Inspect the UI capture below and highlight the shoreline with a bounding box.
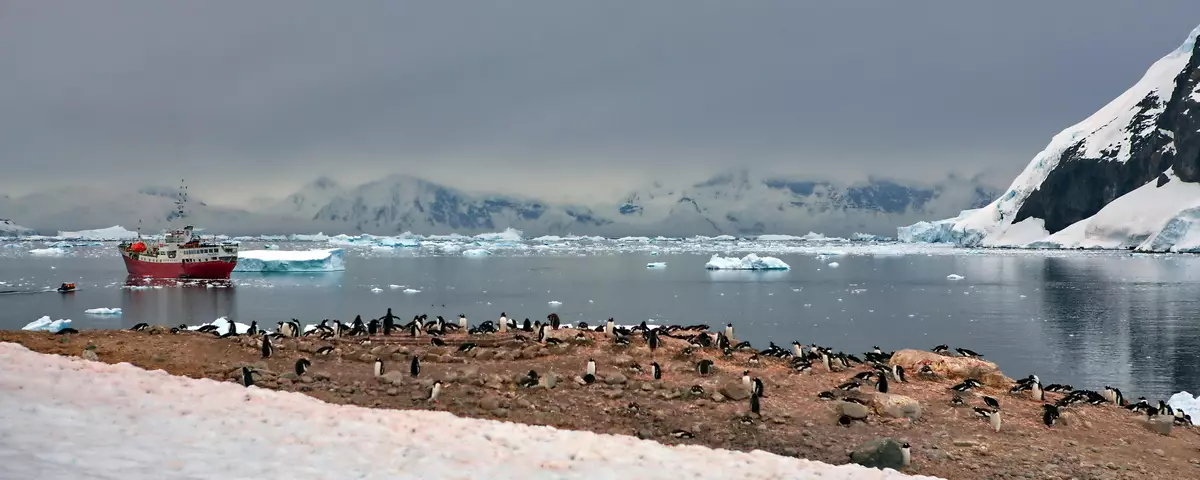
[2,327,1198,479]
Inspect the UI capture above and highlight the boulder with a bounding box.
[719,383,752,401]
[81,348,100,362]
[479,395,503,410]
[840,401,871,419]
[380,372,407,385]
[605,373,628,385]
[611,355,636,367]
[1142,418,1173,436]
[869,393,922,420]
[889,349,1011,387]
[849,438,907,470]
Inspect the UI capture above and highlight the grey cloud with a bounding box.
[3,0,1200,206]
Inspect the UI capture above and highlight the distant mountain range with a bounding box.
[0,171,999,237]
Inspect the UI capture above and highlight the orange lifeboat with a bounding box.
[129,241,147,253]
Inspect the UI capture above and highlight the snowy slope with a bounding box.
[0,343,932,480]
[258,175,347,218]
[900,23,1200,251]
[0,218,33,236]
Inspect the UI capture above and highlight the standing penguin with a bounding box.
[697,359,714,375]
[752,377,765,398]
[901,443,911,468]
[750,392,761,415]
[260,335,273,359]
[537,324,548,343]
[428,381,443,403]
[876,372,889,393]
[989,409,1002,432]
[295,358,311,376]
[892,364,906,383]
[241,367,254,387]
[411,356,421,377]
[458,314,468,329]
[605,318,615,336]
[374,359,385,377]
[368,319,379,335]
[381,309,398,336]
[648,330,660,352]
[499,312,509,333]
[548,313,561,330]
[651,361,662,380]
[725,323,734,340]
[586,359,596,377]
[742,371,752,390]
[247,321,259,336]
[1031,381,1045,401]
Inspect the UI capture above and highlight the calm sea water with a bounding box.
[2,243,1199,400]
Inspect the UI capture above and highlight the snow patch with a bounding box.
[187,317,252,336]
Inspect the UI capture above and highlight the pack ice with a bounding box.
[0,342,934,480]
[233,248,346,272]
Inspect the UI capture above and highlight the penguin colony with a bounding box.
[124,314,1195,463]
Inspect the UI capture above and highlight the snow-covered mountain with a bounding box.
[609,170,998,237]
[901,23,1200,252]
[259,176,347,218]
[0,218,33,236]
[309,175,612,235]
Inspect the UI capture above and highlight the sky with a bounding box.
[3,1,1200,207]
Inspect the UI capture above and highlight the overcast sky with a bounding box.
[3,1,1200,206]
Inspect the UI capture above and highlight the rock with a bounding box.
[148,325,170,335]
[278,377,293,386]
[611,355,636,367]
[574,376,587,386]
[710,393,724,403]
[390,353,408,362]
[889,349,1011,387]
[869,393,922,420]
[605,373,628,385]
[520,346,541,359]
[428,347,450,356]
[1142,418,1173,436]
[369,346,387,356]
[458,365,480,378]
[605,390,624,399]
[380,372,407,385]
[81,349,100,362]
[358,354,375,363]
[840,401,871,419]
[952,439,980,447]
[479,395,503,410]
[1151,448,1165,457]
[849,438,907,470]
[300,376,314,384]
[640,383,654,391]
[516,398,534,409]
[280,372,299,381]
[540,374,557,389]
[719,382,752,401]
[386,388,399,396]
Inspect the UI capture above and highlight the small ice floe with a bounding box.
[22,316,72,332]
[828,262,839,268]
[389,284,403,289]
[371,287,383,293]
[946,274,965,280]
[548,300,562,306]
[646,262,667,268]
[84,307,122,316]
[403,288,420,294]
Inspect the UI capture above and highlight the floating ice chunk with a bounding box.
[548,300,562,306]
[646,262,667,268]
[234,248,345,272]
[370,287,383,293]
[84,307,122,316]
[462,248,491,257]
[389,284,403,289]
[403,288,420,294]
[704,254,790,270]
[1168,391,1200,417]
[946,274,965,280]
[22,316,72,332]
[263,244,279,250]
[473,228,523,242]
[29,248,68,257]
[55,225,138,241]
[828,262,839,268]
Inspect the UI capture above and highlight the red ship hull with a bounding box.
[122,255,237,279]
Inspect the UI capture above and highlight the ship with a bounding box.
[116,180,239,279]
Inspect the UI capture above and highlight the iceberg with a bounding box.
[704,254,790,270]
[646,262,667,268]
[403,288,420,294]
[29,247,68,257]
[1168,391,1200,417]
[22,316,72,333]
[84,307,122,316]
[548,300,562,306]
[946,274,965,280]
[473,228,523,242]
[56,225,138,241]
[234,248,345,272]
[462,248,491,257]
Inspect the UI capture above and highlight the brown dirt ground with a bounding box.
[3,328,1199,480]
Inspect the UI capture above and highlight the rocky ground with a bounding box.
[3,327,1198,480]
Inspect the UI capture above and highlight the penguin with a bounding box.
[956,347,983,358]
[742,371,752,390]
[871,345,883,355]
[648,330,660,352]
[431,337,446,346]
[260,334,273,359]
[524,318,533,332]
[876,373,889,393]
[1031,381,1045,401]
[295,358,311,376]
[931,344,948,354]
[428,381,443,403]
[499,313,509,333]
[651,362,662,380]
[537,324,548,343]
[697,359,714,375]
[586,359,596,377]
[227,321,239,336]
[901,443,911,467]
[458,314,468,329]
[583,373,596,384]
[670,429,695,439]
[247,321,259,336]
[374,359,385,377]
[983,396,1000,410]
[605,318,615,336]
[241,366,254,387]
[989,409,1002,432]
[458,342,477,352]
[951,394,966,406]
[367,319,379,335]
[749,392,760,415]
[548,313,561,330]
[725,323,734,340]
[130,323,150,332]
[1042,404,1060,426]
[381,309,397,336]
[791,342,804,358]
[818,391,837,400]
[752,377,765,398]
[55,327,79,335]
[821,351,832,371]
[518,370,539,388]
[892,364,906,383]
[314,346,334,356]
[410,356,421,377]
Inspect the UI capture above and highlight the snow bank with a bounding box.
[0,342,932,480]
[704,254,790,270]
[21,316,72,332]
[84,307,122,316]
[187,317,252,336]
[234,248,345,272]
[56,225,138,241]
[463,248,492,257]
[1168,391,1200,416]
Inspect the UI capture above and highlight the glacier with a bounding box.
[234,248,346,272]
[899,23,1200,253]
[704,254,791,270]
[22,316,72,333]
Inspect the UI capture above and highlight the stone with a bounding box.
[358,354,375,363]
[840,401,871,419]
[604,390,624,399]
[1142,418,1173,436]
[540,374,557,389]
[611,355,636,367]
[300,376,314,384]
[869,393,922,420]
[81,349,100,362]
[516,398,534,409]
[719,383,752,401]
[390,353,408,362]
[278,378,293,386]
[605,373,628,385]
[380,372,407,385]
[369,346,387,356]
[458,365,480,378]
[428,347,450,356]
[953,440,980,447]
[1151,448,1165,457]
[849,438,907,470]
[520,346,541,359]
[479,395,503,410]
[889,349,1011,387]
[386,388,399,396]
[640,383,654,391]
[710,393,724,403]
[279,372,299,381]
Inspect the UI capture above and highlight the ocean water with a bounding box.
[2,241,1199,400]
